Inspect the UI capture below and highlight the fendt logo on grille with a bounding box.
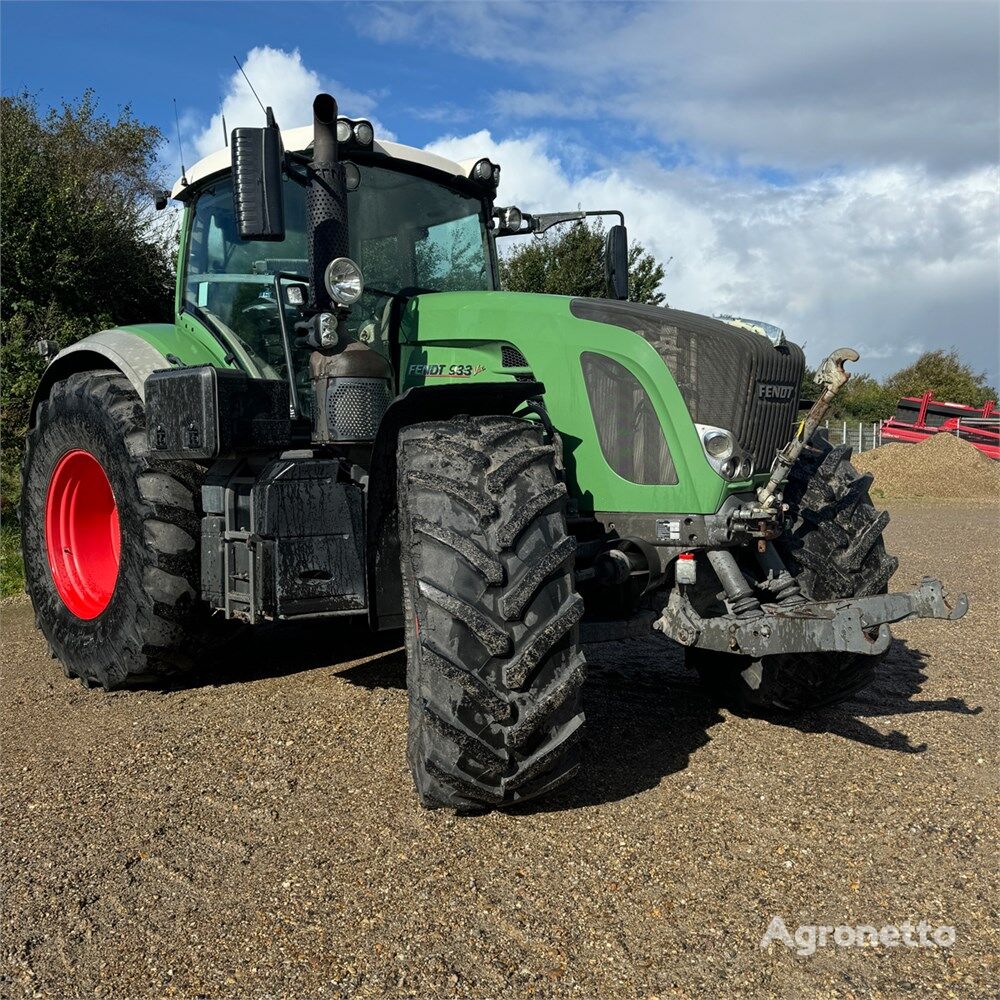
[757,382,796,401]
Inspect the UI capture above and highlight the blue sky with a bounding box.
[3,1,998,386]
[3,3,504,152]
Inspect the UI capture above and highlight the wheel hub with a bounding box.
[45,449,121,619]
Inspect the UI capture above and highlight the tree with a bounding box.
[802,348,996,425]
[500,219,666,305]
[799,364,818,404]
[831,373,895,423]
[0,91,172,510]
[882,349,997,408]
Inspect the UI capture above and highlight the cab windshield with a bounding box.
[184,162,494,378]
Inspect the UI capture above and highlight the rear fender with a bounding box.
[29,329,174,426]
[366,380,546,630]
[29,321,233,426]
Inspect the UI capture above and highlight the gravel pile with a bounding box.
[854,432,1000,499]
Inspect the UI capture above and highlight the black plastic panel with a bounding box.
[254,461,366,616]
[145,366,291,458]
[199,458,366,619]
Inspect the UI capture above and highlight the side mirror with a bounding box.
[231,111,286,242]
[604,224,629,300]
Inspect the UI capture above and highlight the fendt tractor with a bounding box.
[21,94,969,811]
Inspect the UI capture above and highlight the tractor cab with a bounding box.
[174,124,500,404]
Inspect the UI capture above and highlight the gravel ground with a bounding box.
[2,499,997,999]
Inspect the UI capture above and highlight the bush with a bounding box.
[884,349,997,409]
[0,91,172,517]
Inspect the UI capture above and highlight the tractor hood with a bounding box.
[398,290,805,513]
[401,291,804,473]
[567,298,805,472]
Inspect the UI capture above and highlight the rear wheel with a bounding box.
[21,370,219,688]
[690,436,899,713]
[398,414,586,811]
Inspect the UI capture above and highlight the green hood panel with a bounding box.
[399,291,731,514]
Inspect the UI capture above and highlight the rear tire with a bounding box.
[21,370,218,689]
[690,436,899,713]
[398,414,586,811]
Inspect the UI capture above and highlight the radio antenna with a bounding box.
[222,114,228,147]
[173,98,187,186]
[233,55,266,117]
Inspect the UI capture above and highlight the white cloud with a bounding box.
[366,2,999,174]
[428,130,999,381]
[188,46,393,164]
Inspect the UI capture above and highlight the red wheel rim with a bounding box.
[45,449,121,619]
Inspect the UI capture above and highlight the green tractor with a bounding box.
[21,94,967,811]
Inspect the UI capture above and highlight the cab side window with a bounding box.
[184,178,308,374]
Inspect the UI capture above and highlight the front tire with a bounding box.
[398,414,586,811]
[21,370,218,689]
[690,437,899,714]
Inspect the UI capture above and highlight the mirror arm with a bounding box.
[523,211,585,234]
[585,209,625,227]
[283,156,310,188]
[519,208,626,236]
[272,272,310,420]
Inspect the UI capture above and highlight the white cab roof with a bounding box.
[171,125,476,200]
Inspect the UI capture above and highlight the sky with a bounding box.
[3,0,998,385]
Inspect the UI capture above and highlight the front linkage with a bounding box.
[656,577,968,658]
[654,347,969,660]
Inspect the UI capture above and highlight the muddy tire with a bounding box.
[21,370,218,689]
[398,414,586,811]
[690,436,899,713]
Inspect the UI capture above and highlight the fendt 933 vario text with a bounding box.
[22,94,968,810]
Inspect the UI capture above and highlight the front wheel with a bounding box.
[689,437,899,714]
[397,414,586,811]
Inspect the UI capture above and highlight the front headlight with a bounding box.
[696,424,753,482]
[324,257,364,306]
[703,428,735,460]
[317,312,339,348]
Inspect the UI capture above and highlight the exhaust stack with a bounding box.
[303,94,391,445]
[307,93,349,312]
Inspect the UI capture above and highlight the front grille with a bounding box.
[501,344,529,368]
[570,300,804,471]
[324,377,392,441]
